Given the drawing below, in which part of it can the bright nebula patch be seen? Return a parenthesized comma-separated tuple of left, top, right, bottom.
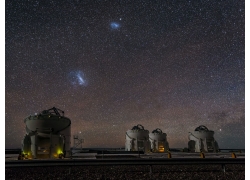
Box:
(110, 22, 120, 29)
(68, 70, 87, 87)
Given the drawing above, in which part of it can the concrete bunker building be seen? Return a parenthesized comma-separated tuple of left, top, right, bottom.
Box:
(125, 124, 151, 152)
(149, 128, 169, 153)
(188, 125, 219, 152)
(21, 107, 71, 159)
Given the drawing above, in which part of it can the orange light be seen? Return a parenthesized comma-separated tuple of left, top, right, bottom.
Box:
(159, 146, 164, 152)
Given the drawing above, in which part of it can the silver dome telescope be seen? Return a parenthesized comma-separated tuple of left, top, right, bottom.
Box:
(149, 128, 169, 153)
(125, 124, 151, 152)
(188, 125, 219, 152)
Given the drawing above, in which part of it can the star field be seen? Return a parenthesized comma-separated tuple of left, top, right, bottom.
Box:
(5, 0, 244, 149)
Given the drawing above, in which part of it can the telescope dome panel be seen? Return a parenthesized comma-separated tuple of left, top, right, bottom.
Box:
(25, 115, 71, 133)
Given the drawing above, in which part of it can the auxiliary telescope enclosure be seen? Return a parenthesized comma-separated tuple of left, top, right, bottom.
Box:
(22, 107, 71, 159)
(125, 124, 151, 152)
(188, 125, 219, 153)
(149, 128, 169, 153)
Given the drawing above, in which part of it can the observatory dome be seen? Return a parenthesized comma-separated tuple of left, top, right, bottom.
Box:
(21, 107, 71, 159)
(188, 125, 219, 152)
(149, 128, 169, 152)
(125, 124, 151, 152)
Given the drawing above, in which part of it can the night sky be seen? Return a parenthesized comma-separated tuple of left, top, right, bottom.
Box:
(5, 0, 245, 149)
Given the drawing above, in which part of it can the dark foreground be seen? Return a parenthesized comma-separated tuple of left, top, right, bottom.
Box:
(6, 164, 244, 180)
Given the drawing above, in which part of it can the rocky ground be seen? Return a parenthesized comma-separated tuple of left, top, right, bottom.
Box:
(6, 164, 244, 180)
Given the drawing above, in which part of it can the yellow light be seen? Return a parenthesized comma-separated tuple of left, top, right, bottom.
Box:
(57, 149, 62, 155)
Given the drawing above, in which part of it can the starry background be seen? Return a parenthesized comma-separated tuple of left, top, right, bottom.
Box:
(5, 0, 245, 149)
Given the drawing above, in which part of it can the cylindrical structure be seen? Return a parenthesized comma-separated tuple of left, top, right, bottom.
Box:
(188, 125, 219, 152)
(149, 128, 169, 153)
(21, 134, 31, 158)
(21, 107, 71, 159)
(125, 124, 151, 152)
(60, 125, 71, 157)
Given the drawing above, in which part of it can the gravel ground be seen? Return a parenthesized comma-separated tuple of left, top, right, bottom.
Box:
(6, 164, 244, 180)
